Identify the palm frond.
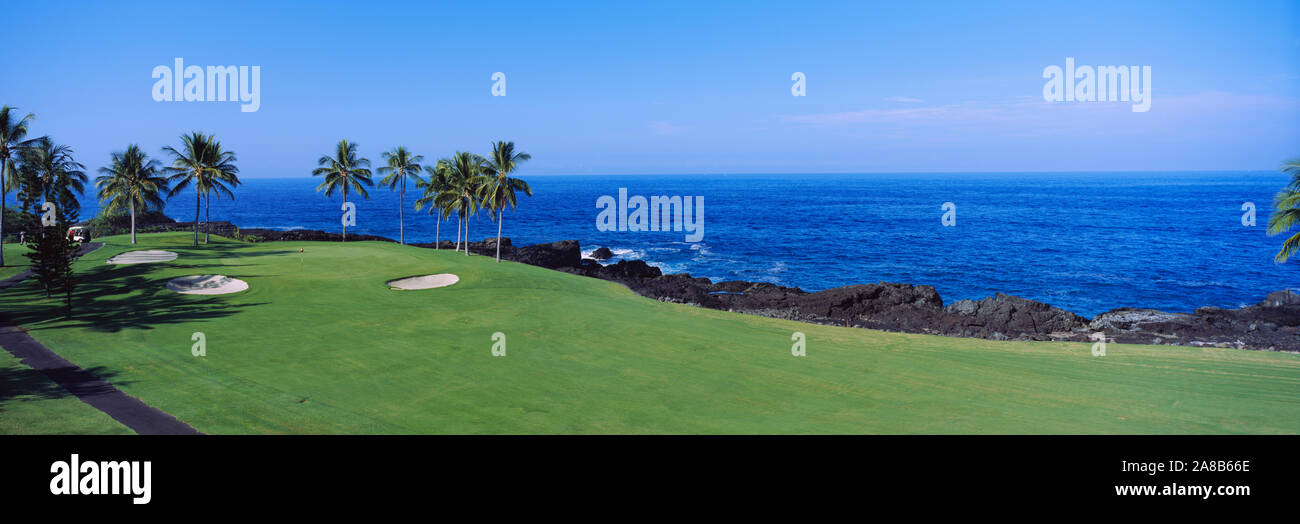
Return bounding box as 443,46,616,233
1269,159,1300,262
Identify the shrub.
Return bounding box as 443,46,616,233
83,210,176,238
2,208,37,242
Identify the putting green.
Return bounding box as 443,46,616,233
1,232,1298,434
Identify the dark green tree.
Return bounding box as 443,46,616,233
15,137,85,313
1,105,40,267
24,224,78,315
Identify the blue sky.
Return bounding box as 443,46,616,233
1,0,1297,176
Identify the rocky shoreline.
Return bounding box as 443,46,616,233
230,227,1300,352
479,237,1299,352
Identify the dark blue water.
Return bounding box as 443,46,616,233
19,172,1299,317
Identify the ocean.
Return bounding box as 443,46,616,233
23,171,1300,317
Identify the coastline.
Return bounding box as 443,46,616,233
187,224,1300,352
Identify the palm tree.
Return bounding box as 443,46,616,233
21,137,87,221
377,147,424,244
480,141,533,262
162,132,239,247
433,165,466,252
312,140,372,241
438,152,486,256
95,145,169,244
1,106,39,266
1267,158,1300,263
201,162,240,244
414,158,452,249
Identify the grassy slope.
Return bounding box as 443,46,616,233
0,351,132,434
0,243,31,281
1,231,1297,434
0,243,130,434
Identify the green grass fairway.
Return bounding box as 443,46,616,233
2,232,1298,434
0,351,131,434
0,242,32,281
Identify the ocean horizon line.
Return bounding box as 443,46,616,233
210,169,1281,180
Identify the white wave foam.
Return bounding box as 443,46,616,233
647,261,687,274
582,247,643,260
246,225,305,231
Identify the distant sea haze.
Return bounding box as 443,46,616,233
41,172,1300,317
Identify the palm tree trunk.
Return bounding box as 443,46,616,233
455,215,461,251
1,156,7,267
435,216,440,250
464,212,470,256
130,200,136,244
398,177,405,245
193,190,200,247
204,194,210,244
495,210,503,262
342,183,348,242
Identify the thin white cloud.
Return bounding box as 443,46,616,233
884,96,923,103
781,101,1012,126
779,92,1300,142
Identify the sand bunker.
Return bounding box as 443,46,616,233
166,274,249,295
387,274,460,290
107,250,178,264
